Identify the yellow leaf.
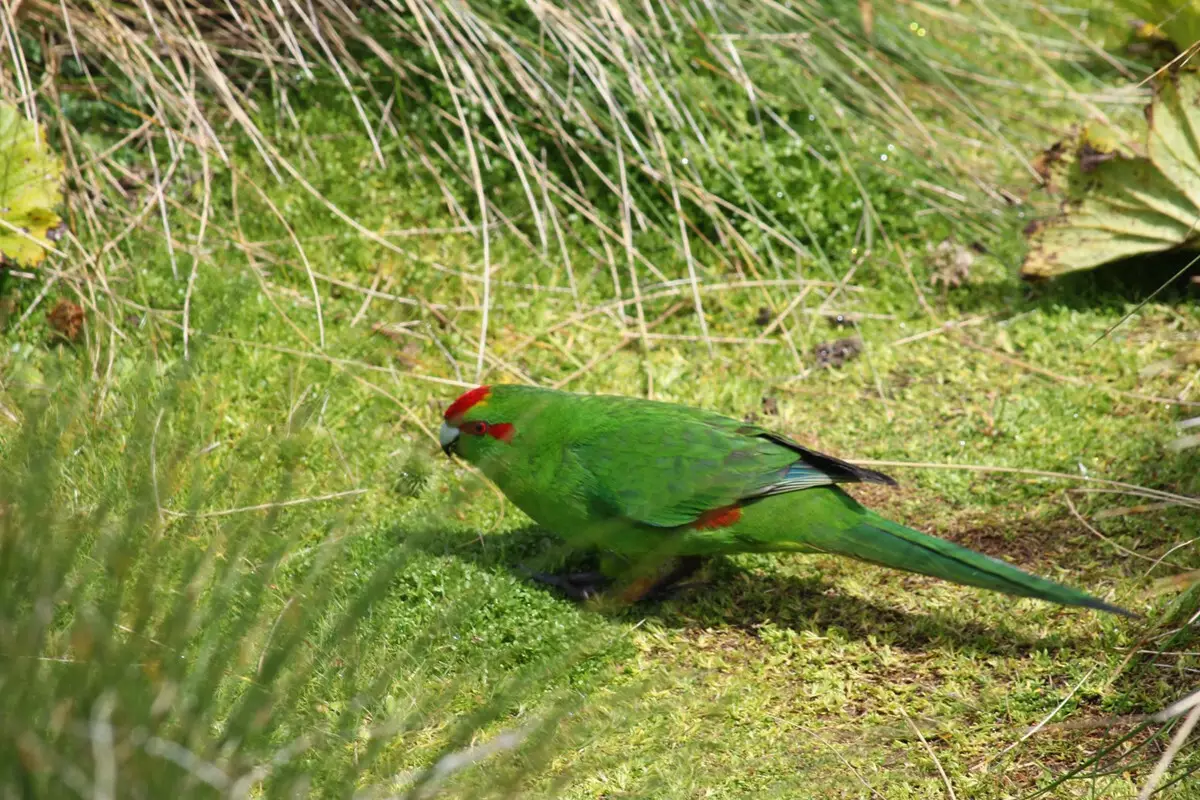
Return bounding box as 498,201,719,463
0,104,64,268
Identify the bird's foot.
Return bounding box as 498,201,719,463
621,578,710,605
516,565,612,601
628,556,710,604
517,556,709,606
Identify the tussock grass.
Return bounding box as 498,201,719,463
0,362,644,797
3,0,1155,353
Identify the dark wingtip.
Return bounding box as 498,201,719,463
754,430,900,488
856,466,899,487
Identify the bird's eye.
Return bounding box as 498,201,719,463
470,421,489,435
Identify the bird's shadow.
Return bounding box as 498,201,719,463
408,524,1087,657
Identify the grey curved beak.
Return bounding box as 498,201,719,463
439,422,460,457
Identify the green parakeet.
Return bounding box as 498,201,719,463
439,384,1131,615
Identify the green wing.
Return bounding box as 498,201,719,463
571,398,894,528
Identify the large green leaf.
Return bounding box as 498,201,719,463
1021,71,1200,279
0,105,64,268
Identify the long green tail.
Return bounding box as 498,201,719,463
831,510,1134,616
768,488,1133,615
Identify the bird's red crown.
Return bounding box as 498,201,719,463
444,385,492,426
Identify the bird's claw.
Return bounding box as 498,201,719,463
516,565,612,601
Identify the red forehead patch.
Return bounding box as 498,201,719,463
445,385,492,424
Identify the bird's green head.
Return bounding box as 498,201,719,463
439,385,530,470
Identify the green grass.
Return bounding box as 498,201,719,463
5,124,1199,797
3,1,1200,797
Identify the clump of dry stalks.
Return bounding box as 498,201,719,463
0,0,1149,363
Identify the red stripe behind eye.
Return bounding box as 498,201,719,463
489,423,515,443
444,385,491,425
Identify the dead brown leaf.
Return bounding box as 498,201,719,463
47,299,84,341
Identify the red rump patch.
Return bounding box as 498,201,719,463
690,505,743,531
444,385,491,425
